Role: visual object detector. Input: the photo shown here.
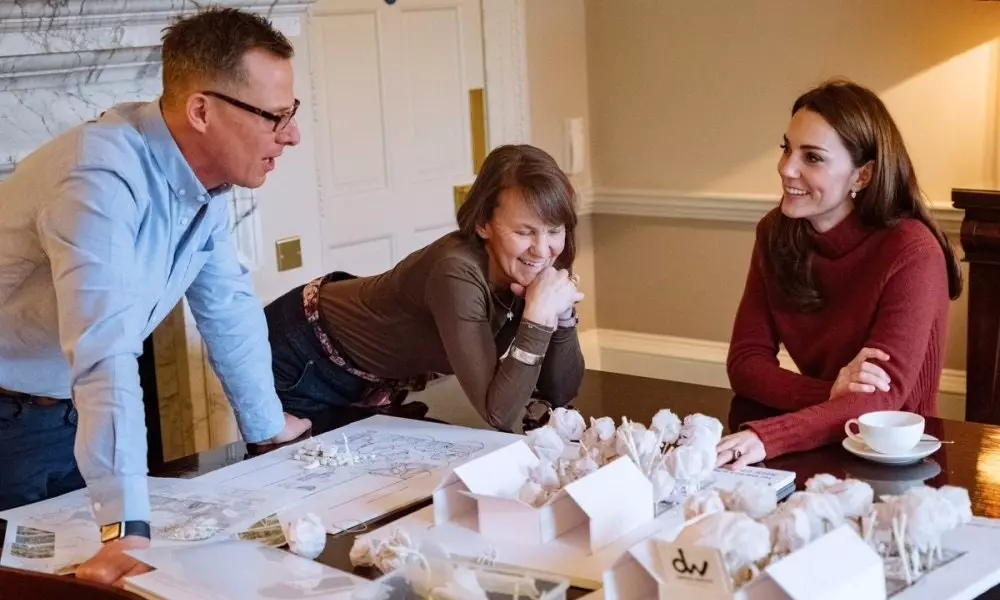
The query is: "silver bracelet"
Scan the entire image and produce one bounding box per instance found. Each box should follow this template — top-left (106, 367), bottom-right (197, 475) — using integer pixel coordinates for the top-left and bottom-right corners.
top-left (509, 345), bottom-right (544, 366)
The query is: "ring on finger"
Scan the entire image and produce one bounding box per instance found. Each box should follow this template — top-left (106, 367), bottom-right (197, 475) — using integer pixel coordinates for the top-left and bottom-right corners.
top-left (732, 448), bottom-right (742, 461)
top-left (569, 274), bottom-right (580, 286)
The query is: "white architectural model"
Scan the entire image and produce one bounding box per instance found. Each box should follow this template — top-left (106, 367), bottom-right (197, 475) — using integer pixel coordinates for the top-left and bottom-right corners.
top-left (604, 473), bottom-right (976, 600)
top-left (433, 440), bottom-right (654, 552)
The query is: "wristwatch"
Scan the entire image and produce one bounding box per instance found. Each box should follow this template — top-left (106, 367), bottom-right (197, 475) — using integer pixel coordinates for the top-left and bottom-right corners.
top-left (100, 521), bottom-right (151, 544)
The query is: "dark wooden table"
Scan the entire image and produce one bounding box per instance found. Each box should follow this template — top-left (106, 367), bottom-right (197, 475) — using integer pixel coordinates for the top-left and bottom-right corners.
top-left (4, 369), bottom-right (1000, 598)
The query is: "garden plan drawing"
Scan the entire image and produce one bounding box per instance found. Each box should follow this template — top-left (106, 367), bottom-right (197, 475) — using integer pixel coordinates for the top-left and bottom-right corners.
top-left (0, 477), bottom-right (297, 574)
top-left (193, 415), bottom-right (520, 534)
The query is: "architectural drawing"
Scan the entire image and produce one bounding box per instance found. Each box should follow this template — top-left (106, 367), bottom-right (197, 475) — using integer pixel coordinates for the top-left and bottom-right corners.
top-left (192, 415), bottom-right (519, 533)
top-left (0, 478), bottom-right (294, 544)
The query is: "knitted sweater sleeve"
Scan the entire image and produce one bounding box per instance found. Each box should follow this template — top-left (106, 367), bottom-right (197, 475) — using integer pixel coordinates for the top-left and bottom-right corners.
top-left (746, 241), bottom-right (948, 458)
top-left (726, 236), bottom-right (834, 411)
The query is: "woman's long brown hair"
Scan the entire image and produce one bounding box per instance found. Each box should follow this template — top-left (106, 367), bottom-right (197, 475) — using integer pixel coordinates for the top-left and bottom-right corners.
top-left (764, 79), bottom-right (963, 311)
top-left (457, 144), bottom-right (578, 270)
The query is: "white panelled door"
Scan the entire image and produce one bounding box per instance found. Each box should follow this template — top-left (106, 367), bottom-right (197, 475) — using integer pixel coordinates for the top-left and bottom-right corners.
top-left (309, 0), bottom-right (483, 276)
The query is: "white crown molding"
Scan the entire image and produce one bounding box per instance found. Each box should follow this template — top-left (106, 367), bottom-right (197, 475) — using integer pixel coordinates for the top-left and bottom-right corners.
top-left (580, 328), bottom-right (968, 420)
top-left (591, 187), bottom-right (965, 234)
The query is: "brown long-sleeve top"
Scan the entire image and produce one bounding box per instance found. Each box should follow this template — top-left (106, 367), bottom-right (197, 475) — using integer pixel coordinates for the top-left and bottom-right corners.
top-left (318, 232), bottom-right (585, 430)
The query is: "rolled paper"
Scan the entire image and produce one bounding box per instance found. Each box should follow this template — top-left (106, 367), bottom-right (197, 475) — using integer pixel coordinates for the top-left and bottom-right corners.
top-left (937, 486), bottom-right (973, 524)
top-left (720, 481), bottom-right (777, 519)
top-left (650, 467), bottom-right (677, 503)
top-left (284, 513), bottom-right (327, 560)
top-left (349, 536), bottom-right (376, 568)
top-left (832, 479), bottom-right (875, 519)
top-left (518, 480), bottom-right (545, 507)
top-left (683, 488), bottom-right (725, 520)
top-left (804, 473), bottom-right (841, 493)
top-left (782, 491), bottom-right (845, 536)
top-left (650, 409), bottom-right (682, 446)
top-left (570, 454), bottom-right (600, 481)
top-left (614, 421), bottom-right (649, 459)
top-left (638, 428), bottom-right (662, 456)
top-left (529, 458), bottom-right (561, 490)
top-left (678, 414), bottom-right (723, 448)
top-left (806, 474), bottom-right (874, 519)
top-left (674, 511), bottom-right (771, 580)
top-left (897, 486), bottom-right (961, 555)
top-left (550, 407), bottom-right (586, 442)
top-left (665, 443), bottom-right (716, 484)
top-left (762, 507), bottom-right (813, 556)
top-left (525, 426), bottom-right (566, 463)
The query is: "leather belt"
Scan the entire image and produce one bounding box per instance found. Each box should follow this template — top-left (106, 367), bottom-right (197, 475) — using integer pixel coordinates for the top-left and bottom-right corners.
top-left (0, 387), bottom-right (68, 408)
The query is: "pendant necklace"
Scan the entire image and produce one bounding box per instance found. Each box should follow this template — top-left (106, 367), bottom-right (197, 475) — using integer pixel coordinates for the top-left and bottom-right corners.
top-left (493, 291), bottom-right (515, 322)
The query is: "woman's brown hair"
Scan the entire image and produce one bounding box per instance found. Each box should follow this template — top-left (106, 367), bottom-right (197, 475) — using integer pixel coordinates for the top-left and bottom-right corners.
top-left (763, 79), bottom-right (963, 311)
top-left (457, 144), bottom-right (578, 270)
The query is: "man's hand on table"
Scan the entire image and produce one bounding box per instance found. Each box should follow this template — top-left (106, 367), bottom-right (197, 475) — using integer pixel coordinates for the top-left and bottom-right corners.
top-left (263, 413), bottom-right (312, 445)
top-left (75, 535), bottom-right (151, 587)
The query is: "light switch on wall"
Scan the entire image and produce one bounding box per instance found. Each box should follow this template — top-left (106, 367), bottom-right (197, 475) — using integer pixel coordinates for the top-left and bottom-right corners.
top-left (564, 117), bottom-right (586, 175)
top-left (275, 237), bottom-right (303, 272)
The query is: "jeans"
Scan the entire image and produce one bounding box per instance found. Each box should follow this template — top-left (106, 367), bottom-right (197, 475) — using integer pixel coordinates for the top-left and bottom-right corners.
top-left (0, 394), bottom-right (85, 511)
top-left (264, 281), bottom-right (385, 430)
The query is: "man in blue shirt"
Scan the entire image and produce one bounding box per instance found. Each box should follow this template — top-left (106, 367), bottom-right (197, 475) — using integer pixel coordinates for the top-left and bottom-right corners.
top-left (0, 8), bottom-right (310, 584)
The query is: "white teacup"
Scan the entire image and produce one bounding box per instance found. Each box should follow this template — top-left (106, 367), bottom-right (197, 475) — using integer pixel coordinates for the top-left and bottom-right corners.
top-left (844, 411), bottom-right (925, 455)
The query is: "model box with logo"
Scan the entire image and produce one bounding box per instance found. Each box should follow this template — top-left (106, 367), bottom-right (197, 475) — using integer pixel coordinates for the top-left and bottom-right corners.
top-left (433, 439), bottom-right (654, 553)
top-left (603, 523), bottom-right (884, 600)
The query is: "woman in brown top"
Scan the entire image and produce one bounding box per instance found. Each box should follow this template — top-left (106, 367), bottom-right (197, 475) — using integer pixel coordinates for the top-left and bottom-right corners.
top-left (263, 145), bottom-right (585, 432)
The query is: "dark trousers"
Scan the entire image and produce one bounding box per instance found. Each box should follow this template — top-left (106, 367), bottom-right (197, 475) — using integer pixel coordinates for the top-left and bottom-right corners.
top-left (0, 393), bottom-right (85, 511)
top-left (264, 282), bottom-right (405, 432)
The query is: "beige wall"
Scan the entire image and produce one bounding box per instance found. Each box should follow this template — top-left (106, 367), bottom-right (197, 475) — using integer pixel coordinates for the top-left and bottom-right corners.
top-left (525, 0), bottom-right (597, 330)
top-left (585, 0), bottom-right (1000, 372)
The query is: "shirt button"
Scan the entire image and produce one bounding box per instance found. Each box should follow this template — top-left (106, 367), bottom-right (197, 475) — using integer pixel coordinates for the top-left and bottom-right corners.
top-left (179, 189), bottom-right (186, 197)
top-left (180, 217), bottom-right (189, 226)
top-left (93, 502), bottom-right (101, 512)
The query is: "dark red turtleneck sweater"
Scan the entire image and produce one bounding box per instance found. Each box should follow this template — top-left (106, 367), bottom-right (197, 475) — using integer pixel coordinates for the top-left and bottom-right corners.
top-left (727, 209), bottom-right (951, 459)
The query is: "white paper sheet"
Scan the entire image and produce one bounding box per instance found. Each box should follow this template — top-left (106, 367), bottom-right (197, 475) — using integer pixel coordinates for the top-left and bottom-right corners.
top-left (0, 477), bottom-right (299, 574)
top-left (124, 571), bottom-right (229, 600)
top-left (193, 415), bottom-right (520, 534)
top-left (0, 520), bottom-right (98, 575)
top-left (127, 539), bottom-right (367, 600)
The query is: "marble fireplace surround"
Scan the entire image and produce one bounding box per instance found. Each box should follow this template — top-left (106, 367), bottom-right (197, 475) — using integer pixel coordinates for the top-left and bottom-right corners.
top-left (0, 0), bottom-right (532, 461)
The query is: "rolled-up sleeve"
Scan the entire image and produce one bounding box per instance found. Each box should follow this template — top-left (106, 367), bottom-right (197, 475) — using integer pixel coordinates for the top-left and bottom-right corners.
top-left (184, 216), bottom-right (284, 443)
top-left (36, 168), bottom-right (149, 525)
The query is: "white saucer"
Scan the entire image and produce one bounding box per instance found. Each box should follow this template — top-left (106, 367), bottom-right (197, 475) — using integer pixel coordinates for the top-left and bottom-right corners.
top-left (841, 434), bottom-right (942, 465)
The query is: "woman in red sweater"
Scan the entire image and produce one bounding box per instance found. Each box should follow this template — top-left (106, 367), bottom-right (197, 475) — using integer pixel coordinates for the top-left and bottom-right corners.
top-left (716, 79), bottom-right (963, 469)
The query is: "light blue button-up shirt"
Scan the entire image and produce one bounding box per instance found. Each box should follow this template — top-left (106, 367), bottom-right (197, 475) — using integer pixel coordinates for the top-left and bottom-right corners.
top-left (0, 101), bottom-right (285, 525)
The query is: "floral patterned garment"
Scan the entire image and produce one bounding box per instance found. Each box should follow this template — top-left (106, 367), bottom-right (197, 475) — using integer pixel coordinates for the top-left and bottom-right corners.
top-left (302, 273), bottom-right (440, 407)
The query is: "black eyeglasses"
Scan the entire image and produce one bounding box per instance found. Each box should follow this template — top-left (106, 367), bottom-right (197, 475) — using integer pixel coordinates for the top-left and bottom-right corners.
top-left (203, 91), bottom-right (300, 132)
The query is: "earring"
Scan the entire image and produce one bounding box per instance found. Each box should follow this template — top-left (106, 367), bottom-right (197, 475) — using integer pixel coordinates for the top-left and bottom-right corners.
top-left (850, 190), bottom-right (857, 199)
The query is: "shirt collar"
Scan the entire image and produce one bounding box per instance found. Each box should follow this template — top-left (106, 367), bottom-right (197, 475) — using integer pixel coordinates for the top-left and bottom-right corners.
top-left (138, 100), bottom-right (232, 204)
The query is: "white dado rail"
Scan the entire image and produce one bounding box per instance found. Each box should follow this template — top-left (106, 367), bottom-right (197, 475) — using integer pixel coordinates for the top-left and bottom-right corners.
top-left (0, 0), bottom-right (318, 461)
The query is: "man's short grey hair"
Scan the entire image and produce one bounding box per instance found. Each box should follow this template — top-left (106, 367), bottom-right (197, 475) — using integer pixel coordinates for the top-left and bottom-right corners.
top-left (161, 7), bottom-right (294, 104)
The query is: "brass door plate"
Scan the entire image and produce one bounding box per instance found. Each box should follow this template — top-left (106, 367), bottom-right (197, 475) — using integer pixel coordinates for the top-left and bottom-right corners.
top-left (275, 237), bottom-right (303, 272)
top-left (454, 183), bottom-right (473, 215)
